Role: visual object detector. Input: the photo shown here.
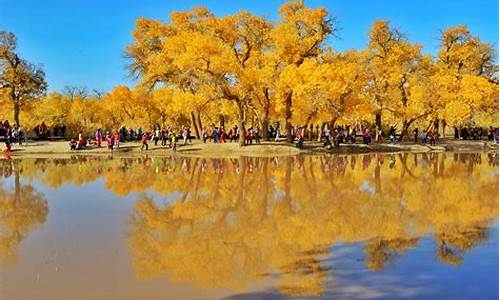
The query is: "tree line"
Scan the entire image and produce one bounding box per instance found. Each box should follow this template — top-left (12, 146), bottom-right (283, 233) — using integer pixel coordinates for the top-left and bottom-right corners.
top-left (1, 1), bottom-right (498, 145)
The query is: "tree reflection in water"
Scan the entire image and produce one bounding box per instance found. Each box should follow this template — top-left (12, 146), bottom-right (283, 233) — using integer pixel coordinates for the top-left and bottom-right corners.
top-left (125, 153), bottom-right (498, 296)
top-left (0, 152), bottom-right (497, 297)
top-left (0, 162), bottom-right (48, 266)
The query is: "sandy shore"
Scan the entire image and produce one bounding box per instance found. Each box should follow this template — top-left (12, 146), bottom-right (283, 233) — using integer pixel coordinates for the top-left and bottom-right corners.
top-left (1, 138), bottom-right (497, 159)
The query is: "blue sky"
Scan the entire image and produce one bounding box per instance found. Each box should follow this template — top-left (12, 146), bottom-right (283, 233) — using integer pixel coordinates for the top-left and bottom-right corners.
top-left (0, 0), bottom-right (498, 93)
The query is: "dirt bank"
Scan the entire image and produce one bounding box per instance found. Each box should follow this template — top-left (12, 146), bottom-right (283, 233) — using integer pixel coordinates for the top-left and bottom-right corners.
top-left (2, 139), bottom-right (497, 159)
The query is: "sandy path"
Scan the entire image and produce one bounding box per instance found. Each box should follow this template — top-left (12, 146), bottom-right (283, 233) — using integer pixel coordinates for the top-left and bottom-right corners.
top-left (2, 139), bottom-right (497, 159)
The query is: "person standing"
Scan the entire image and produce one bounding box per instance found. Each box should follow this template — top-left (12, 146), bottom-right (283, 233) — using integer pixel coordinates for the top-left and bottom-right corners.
top-left (420, 131), bottom-right (427, 143)
top-left (114, 131), bottom-right (120, 149)
top-left (127, 128), bottom-right (133, 141)
top-left (323, 126), bottom-right (330, 143)
top-left (78, 131), bottom-right (84, 145)
top-left (17, 126), bottom-right (23, 145)
top-left (95, 128), bottom-right (103, 148)
top-left (154, 127), bottom-right (160, 146)
top-left (428, 130), bottom-right (436, 145)
top-left (413, 128), bottom-right (419, 143)
top-left (170, 130), bottom-right (177, 151)
top-left (12, 125), bottom-right (22, 145)
top-left (363, 128), bottom-right (371, 144)
top-left (161, 128), bottom-right (168, 146)
top-left (106, 133), bottom-right (114, 151)
top-left (6, 126), bottom-right (12, 144)
top-left (349, 127), bottom-right (356, 143)
top-left (246, 128), bottom-right (252, 145)
top-left (268, 125), bottom-right (274, 141)
top-left (295, 126), bottom-right (304, 148)
top-left (389, 126), bottom-right (397, 144)
top-left (376, 126), bottom-right (384, 143)
top-left (141, 132), bottom-right (149, 151)
top-left (488, 126), bottom-right (494, 141)
top-left (187, 127), bottom-right (192, 143)
top-left (202, 127), bottom-right (208, 143)
top-left (254, 127), bottom-right (261, 144)
top-left (220, 127), bottom-right (227, 143)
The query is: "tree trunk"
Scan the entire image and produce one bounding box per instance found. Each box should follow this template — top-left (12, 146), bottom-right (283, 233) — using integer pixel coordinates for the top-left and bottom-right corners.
top-left (160, 114), bottom-right (166, 127)
top-left (423, 120), bottom-right (430, 131)
top-left (191, 112), bottom-right (200, 139)
top-left (237, 102), bottom-right (246, 147)
top-left (262, 118), bottom-right (269, 140)
top-left (399, 119), bottom-right (412, 142)
top-left (262, 88), bottom-right (271, 140)
top-left (331, 118), bottom-right (337, 130)
top-left (14, 101), bottom-right (20, 127)
top-left (219, 114), bottom-right (225, 128)
top-left (375, 113), bottom-right (382, 129)
top-left (196, 112), bottom-right (203, 134)
top-left (317, 123), bottom-right (324, 142)
top-left (441, 119), bottom-right (447, 138)
top-left (284, 91), bottom-right (293, 143)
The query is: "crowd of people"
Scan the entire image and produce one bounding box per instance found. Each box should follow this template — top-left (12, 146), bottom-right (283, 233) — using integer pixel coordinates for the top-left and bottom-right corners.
top-left (454, 126), bottom-right (499, 142)
top-left (0, 120), bottom-right (24, 148)
top-left (1, 118), bottom-right (499, 156)
top-left (68, 125), bottom-right (196, 152)
top-left (0, 120), bottom-right (67, 147)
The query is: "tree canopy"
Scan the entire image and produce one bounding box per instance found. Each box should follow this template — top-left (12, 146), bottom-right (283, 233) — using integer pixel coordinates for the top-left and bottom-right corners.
top-left (0, 1), bottom-right (497, 142)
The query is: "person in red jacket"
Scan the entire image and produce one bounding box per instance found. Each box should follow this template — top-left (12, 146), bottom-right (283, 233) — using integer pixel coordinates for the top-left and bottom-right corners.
top-left (141, 132), bottom-right (149, 151)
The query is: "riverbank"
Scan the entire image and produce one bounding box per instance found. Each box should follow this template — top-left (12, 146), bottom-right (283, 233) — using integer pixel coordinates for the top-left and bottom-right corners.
top-left (2, 138), bottom-right (497, 159)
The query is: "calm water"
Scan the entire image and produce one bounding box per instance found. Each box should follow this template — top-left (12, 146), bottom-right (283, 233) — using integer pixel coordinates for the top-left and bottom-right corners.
top-left (0, 152), bottom-right (498, 300)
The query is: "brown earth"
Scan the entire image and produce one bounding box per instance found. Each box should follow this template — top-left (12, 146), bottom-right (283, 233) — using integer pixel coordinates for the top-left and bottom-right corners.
top-left (2, 138), bottom-right (497, 159)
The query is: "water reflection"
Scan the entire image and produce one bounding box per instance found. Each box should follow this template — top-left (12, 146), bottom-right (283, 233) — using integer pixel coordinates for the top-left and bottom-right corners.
top-left (0, 171), bottom-right (47, 266)
top-left (0, 152), bottom-right (498, 298)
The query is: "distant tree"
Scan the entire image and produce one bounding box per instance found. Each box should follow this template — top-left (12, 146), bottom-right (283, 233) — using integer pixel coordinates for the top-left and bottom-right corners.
top-left (91, 88), bottom-right (105, 99)
top-left (62, 85), bottom-right (88, 100)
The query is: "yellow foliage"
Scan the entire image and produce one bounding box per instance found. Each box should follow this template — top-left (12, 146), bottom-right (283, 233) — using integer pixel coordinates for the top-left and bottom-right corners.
top-left (2, 6), bottom-right (498, 138)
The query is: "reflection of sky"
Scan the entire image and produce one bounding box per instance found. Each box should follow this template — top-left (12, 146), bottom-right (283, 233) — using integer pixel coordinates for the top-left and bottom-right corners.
top-left (359, 181), bottom-right (375, 195)
top-left (226, 229), bottom-right (499, 300)
top-left (143, 190), bottom-right (182, 208)
top-left (329, 231), bottom-right (499, 300)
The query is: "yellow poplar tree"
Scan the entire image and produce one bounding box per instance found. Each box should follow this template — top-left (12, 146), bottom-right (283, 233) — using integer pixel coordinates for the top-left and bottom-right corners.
top-left (273, 0), bottom-right (332, 141)
top-left (0, 31), bottom-right (47, 126)
top-left (433, 25), bottom-right (498, 129)
top-left (127, 7), bottom-right (274, 145)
